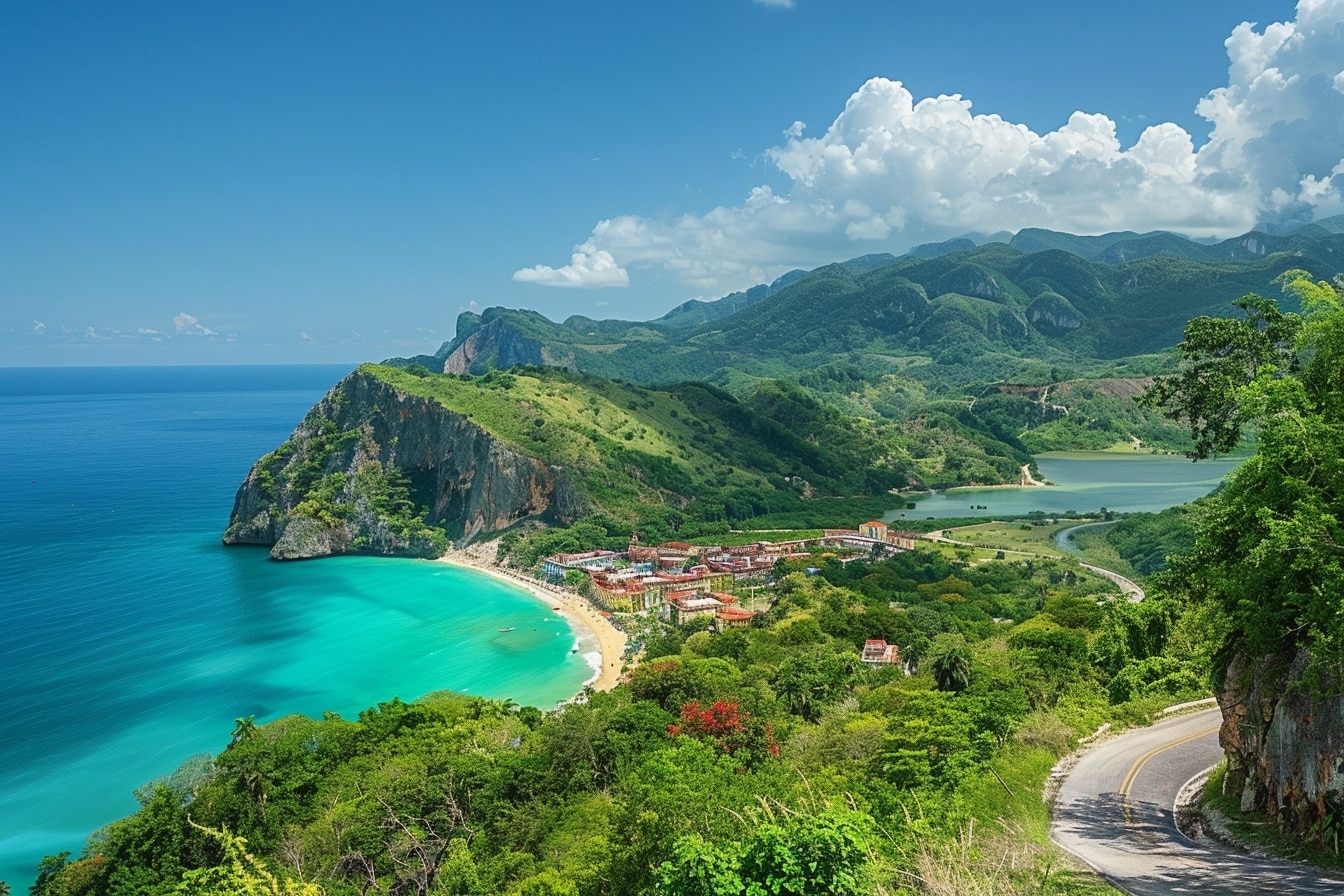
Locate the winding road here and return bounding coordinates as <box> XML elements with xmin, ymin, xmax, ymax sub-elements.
<box><xmin>1052</xmin><ymin>520</ymin><xmax>1145</xmax><ymax>601</ymax></box>
<box><xmin>1051</xmin><ymin>708</ymin><xmax>1344</xmax><ymax>894</ymax></box>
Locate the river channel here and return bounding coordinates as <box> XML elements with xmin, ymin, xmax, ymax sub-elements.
<box><xmin>884</xmin><ymin>451</ymin><xmax>1246</xmax><ymax>523</ymax></box>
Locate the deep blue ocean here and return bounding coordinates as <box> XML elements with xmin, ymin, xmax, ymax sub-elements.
<box><xmin>0</xmin><ymin>366</ymin><xmax>594</xmax><ymax>888</ymax></box>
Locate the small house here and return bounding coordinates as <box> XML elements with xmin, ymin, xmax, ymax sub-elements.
<box><xmin>860</xmin><ymin>520</ymin><xmax>888</xmax><ymax>541</ymax></box>
<box><xmin>861</xmin><ymin>638</ymin><xmax>900</xmax><ymax>667</ymax></box>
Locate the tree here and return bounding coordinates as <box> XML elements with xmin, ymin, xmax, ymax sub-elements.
<box><xmin>230</xmin><ymin>715</ymin><xmax>258</xmax><ymax>747</ymax></box>
<box><xmin>655</xmin><ymin>805</ymin><xmax>872</xmax><ymax>896</ymax></box>
<box><xmin>29</xmin><ymin>854</ymin><xmax>69</xmax><ymax>896</ymax></box>
<box><xmin>927</xmin><ymin>633</ymin><xmax>972</xmax><ymax>693</ymax></box>
<box><xmin>1141</xmin><ymin>292</ymin><xmax>1301</xmax><ymax>459</ymax></box>
<box><xmin>771</xmin><ymin>648</ymin><xmax>851</xmax><ymax>722</ymax></box>
<box><xmin>174</xmin><ymin>822</ymin><xmax>321</xmax><ymax>896</ymax></box>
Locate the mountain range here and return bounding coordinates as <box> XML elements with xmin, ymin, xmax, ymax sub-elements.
<box><xmin>397</xmin><ymin>222</ymin><xmax>1344</xmax><ymax>392</ymax></box>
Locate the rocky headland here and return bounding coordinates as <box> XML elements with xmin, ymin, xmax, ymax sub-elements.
<box><xmin>223</xmin><ymin>366</ymin><xmax>585</xmax><ymax>560</ymax></box>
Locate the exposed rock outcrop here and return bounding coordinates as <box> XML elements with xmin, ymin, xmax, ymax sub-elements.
<box><xmin>1217</xmin><ymin>648</ymin><xmax>1344</xmax><ymax>837</ymax></box>
<box><xmin>442</xmin><ymin>312</ymin><xmax>576</xmax><ymax>375</ymax></box>
<box><xmin>936</xmin><ymin>262</ymin><xmax>1009</xmax><ymax>304</ymax></box>
<box><xmin>1026</xmin><ymin>291</ymin><xmax>1085</xmax><ymax>334</ymax></box>
<box><xmin>223</xmin><ymin>368</ymin><xmax>586</xmax><ymax>560</ymax></box>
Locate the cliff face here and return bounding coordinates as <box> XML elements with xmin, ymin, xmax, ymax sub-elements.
<box><xmin>1217</xmin><ymin>648</ymin><xmax>1344</xmax><ymax>835</ymax></box>
<box><xmin>223</xmin><ymin>368</ymin><xmax>586</xmax><ymax>560</ymax></box>
<box><xmin>443</xmin><ymin>316</ymin><xmax>575</xmax><ymax>375</ymax></box>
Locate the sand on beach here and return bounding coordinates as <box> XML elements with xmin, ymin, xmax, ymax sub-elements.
<box><xmin>435</xmin><ymin>551</ymin><xmax>628</xmax><ymax>694</ymax></box>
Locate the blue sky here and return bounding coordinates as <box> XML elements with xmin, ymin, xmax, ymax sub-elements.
<box><xmin>5</xmin><ymin>0</ymin><xmax>1333</xmax><ymax>366</ymax></box>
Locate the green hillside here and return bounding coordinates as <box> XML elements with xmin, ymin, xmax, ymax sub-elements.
<box><xmin>384</xmin><ymin>228</ymin><xmax>1344</xmax><ymax>457</ymax></box>
<box><xmin>368</xmin><ymin>364</ymin><xmax>1028</xmax><ymax>540</ymax></box>
<box><xmin>420</xmin><ymin>233</ymin><xmax>1341</xmax><ymax>381</ymax></box>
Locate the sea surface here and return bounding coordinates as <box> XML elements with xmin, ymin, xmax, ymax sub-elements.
<box><xmin>885</xmin><ymin>450</ymin><xmax>1245</xmax><ymax>522</ymax></box>
<box><xmin>0</xmin><ymin>366</ymin><xmax>595</xmax><ymax>888</ymax></box>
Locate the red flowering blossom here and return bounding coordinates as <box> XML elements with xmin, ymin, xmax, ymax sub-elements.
<box><xmin>667</xmin><ymin>699</ymin><xmax>778</xmax><ymax>764</ymax></box>
<box><xmin>671</xmin><ymin>700</ymin><xmax>746</xmax><ymax>740</ymax></box>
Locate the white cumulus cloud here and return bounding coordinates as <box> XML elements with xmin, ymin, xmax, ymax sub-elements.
<box><xmin>174</xmin><ymin>313</ymin><xmax>217</xmax><ymax>336</ymax></box>
<box><xmin>518</xmin><ymin>1</ymin><xmax>1344</xmax><ymax>296</ymax></box>
<box><xmin>512</xmin><ymin>242</ymin><xmax>630</xmax><ymax>288</ymax></box>
<box><xmin>753</xmin><ymin>0</ymin><xmax>796</xmax><ymax>7</ymax></box>
<box><xmin>32</xmin><ymin>320</ymin><xmax>45</xmax><ymax>334</ymax></box>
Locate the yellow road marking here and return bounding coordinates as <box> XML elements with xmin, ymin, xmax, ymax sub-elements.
<box><xmin>1119</xmin><ymin>725</ymin><xmax>1220</xmax><ymax>797</ymax></box>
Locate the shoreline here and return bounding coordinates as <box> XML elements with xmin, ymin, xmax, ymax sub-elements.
<box><xmin>435</xmin><ymin>551</ymin><xmax>628</xmax><ymax>694</ymax></box>
<box><xmin>942</xmin><ymin>464</ymin><xmax>1051</xmax><ymax>493</ymax></box>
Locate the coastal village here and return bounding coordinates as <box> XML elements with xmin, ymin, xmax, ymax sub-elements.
<box><xmin>529</xmin><ymin>520</ymin><xmax>925</xmax><ymax>678</ymax></box>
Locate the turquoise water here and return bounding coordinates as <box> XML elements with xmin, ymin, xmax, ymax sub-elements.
<box><xmin>0</xmin><ymin>367</ymin><xmax>593</xmax><ymax>887</ymax></box>
<box><xmin>885</xmin><ymin>450</ymin><xmax>1245</xmax><ymax>522</ymax></box>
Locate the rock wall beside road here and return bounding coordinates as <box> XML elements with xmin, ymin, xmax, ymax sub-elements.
<box><xmin>1218</xmin><ymin>648</ymin><xmax>1344</xmax><ymax>837</ymax></box>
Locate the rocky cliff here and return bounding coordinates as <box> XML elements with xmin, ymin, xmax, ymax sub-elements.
<box><xmin>442</xmin><ymin>313</ymin><xmax>576</xmax><ymax>375</ymax></box>
<box><xmin>1217</xmin><ymin>648</ymin><xmax>1344</xmax><ymax>839</ymax></box>
<box><xmin>223</xmin><ymin>367</ymin><xmax>586</xmax><ymax>560</ymax></box>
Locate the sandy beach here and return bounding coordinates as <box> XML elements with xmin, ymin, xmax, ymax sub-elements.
<box><xmin>435</xmin><ymin>550</ymin><xmax>628</xmax><ymax>694</ymax></box>
<box><xmin>942</xmin><ymin>464</ymin><xmax>1052</xmax><ymax>493</ymax></box>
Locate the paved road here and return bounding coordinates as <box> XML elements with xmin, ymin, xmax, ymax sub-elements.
<box><xmin>1051</xmin><ymin>708</ymin><xmax>1344</xmax><ymax>895</ymax></box>
<box><xmin>1078</xmin><ymin>562</ymin><xmax>1144</xmax><ymax>602</ymax></box>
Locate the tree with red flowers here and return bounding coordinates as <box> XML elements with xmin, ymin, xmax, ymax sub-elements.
<box><xmin>667</xmin><ymin>699</ymin><xmax>778</xmax><ymax>766</ymax></box>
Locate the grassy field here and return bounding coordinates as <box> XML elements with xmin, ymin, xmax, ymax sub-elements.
<box><xmin>936</xmin><ymin>519</ymin><xmax>1090</xmax><ymax>559</ymax></box>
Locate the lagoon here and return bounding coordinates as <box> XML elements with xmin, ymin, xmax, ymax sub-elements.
<box><xmin>885</xmin><ymin>450</ymin><xmax>1245</xmax><ymax>522</ymax></box>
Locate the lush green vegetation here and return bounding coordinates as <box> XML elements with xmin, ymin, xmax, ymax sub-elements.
<box><xmin>1100</xmin><ymin>507</ymin><xmax>1197</xmax><ymax>578</ymax></box>
<box><xmin>31</xmin><ymin>540</ymin><xmax>1223</xmax><ymax>895</ymax></box>
<box><xmin>1145</xmin><ymin>273</ymin><xmax>1344</xmax><ymax>681</ymax></box>
<box><xmin>366</xmin><ymin>364</ymin><xmax>1034</xmax><ymax>556</ymax></box>
<box><xmin>1134</xmin><ymin>272</ymin><xmax>1344</xmax><ymax>847</ymax></box>
<box><xmin>389</xmin><ymin>233</ymin><xmax>1344</xmax><ymax>460</ymax></box>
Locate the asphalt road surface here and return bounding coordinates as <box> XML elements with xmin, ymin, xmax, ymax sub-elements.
<box><xmin>1051</xmin><ymin>708</ymin><xmax>1344</xmax><ymax>895</ymax></box>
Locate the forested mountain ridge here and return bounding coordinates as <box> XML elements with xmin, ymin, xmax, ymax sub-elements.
<box><xmin>379</xmin><ymin>227</ymin><xmax>1342</xmax><ymax>458</ymax></box>
<box><xmin>399</xmin><ymin>226</ymin><xmax>1344</xmax><ymax>390</ymax></box>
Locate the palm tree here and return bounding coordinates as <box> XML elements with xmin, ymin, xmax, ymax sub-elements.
<box><xmin>230</xmin><ymin>715</ymin><xmax>258</xmax><ymax>747</ymax></box>
<box><xmin>929</xmin><ymin>635</ymin><xmax>972</xmax><ymax>693</ymax></box>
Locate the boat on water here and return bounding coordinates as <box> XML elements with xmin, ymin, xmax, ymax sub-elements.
<box><xmin>499</xmin><ymin>626</ymin><xmax>516</xmax><ymax>633</ymax></box>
